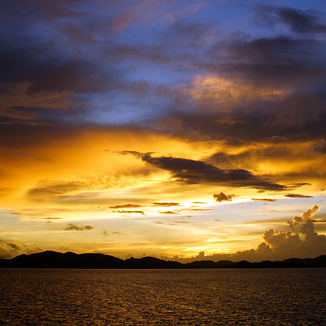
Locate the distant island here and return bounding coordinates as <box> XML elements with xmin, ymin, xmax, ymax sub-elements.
<box><xmin>1</xmin><ymin>251</ymin><xmax>326</xmax><ymax>269</ymax></box>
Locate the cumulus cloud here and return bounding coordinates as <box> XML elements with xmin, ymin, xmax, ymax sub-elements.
<box><xmin>254</xmin><ymin>205</ymin><xmax>326</xmax><ymax>260</ymax></box>
<box><xmin>239</xmin><ymin>204</ymin><xmax>326</xmax><ymax>261</ymax></box>
<box><xmin>287</xmin><ymin>204</ymin><xmax>320</xmax><ymax>229</ymax></box>
<box><xmin>213</xmin><ymin>192</ymin><xmax>234</xmax><ymax>203</ymax></box>
<box><xmin>173</xmin><ymin>204</ymin><xmax>326</xmax><ymax>263</ymax></box>
<box><xmin>0</xmin><ymin>239</ymin><xmax>42</xmax><ymax>259</ymax></box>
<box><xmin>64</xmin><ymin>223</ymin><xmax>94</xmax><ymax>231</ymax></box>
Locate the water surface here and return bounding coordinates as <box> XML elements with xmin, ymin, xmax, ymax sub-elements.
<box><xmin>0</xmin><ymin>268</ymin><xmax>325</xmax><ymax>325</ymax></box>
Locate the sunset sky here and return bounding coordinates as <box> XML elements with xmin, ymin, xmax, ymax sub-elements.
<box><xmin>1</xmin><ymin>0</ymin><xmax>326</xmax><ymax>262</ymax></box>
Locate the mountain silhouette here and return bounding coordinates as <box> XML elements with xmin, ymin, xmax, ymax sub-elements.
<box><xmin>0</xmin><ymin>251</ymin><xmax>326</xmax><ymax>269</ymax></box>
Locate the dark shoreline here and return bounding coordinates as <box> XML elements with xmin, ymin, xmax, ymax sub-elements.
<box><xmin>1</xmin><ymin>251</ymin><xmax>326</xmax><ymax>269</ymax></box>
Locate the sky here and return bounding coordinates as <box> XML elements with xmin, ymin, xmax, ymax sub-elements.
<box><xmin>1</xmin><ymin>0</ymin><xmax>326</xmax><ymax>262</ymax></box>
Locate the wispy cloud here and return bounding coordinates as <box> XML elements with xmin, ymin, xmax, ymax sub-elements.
<box><xmin>64</xmin><ymin>224</ymin><xmax>94</xmax><ymax>231</ymax></box>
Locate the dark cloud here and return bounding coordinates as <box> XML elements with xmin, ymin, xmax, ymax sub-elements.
<box><xmin>213</xmin><ymin>192</ymin><xmax>234</xmax><ymax>203</ymax></box>
<box><xmin>312</xmin><ymin>139</ymin><xmax>326</xmax><ymax>154</ymax></box>
<box><xmin>256</xmin><ymin>6</ymin><xmax>326</xmax><ymax>35</ymax></box>
<box><xmin>153</xmin><ymin>202</ymin><xmax>181</xmax><ymax>207</ymax></box>
<box><xmin>159</xmin><ymin>211</ymin><xmax>179</xmax><ymax>215</ymax></box>
<box><xmin>8</xmin><ymin>243</ymin><xmax>20</xmax><ymax>250</ymax></box>
<box><xmin>43</xmin><ymin>217</ymin><xmax>62</xmax><ymax>220</ymax></box>
<box><xmin>1</xmin><ymin>0</ymin><xmax>326</xmax><ymax>147</ymax></box>
<box><xmin>109</xmin><ymin>204</ymin><xmax>143</xmax><ymax>209</ymax></box>
<box><xmin>115</xmin><ymin>150</ymin><xmax>146</xmax><ymax>158</ymax></box>
<box><xmin>167</xmin><ymin>89</ymin><xmax>326</xmax><ymax>145</ymax></box>
<box><xmin>161</xmin><ymin>8</ymin><xmax>326</xmax><ymax>144</ymax></box>
<box><xmin>210</xmin><ymin>146</ymin><xmax>311</xmax><ymax>170</ymax></box>
<box><xmin>142</xmin><ymin>153</ymin><xmax>287</xmax><ymax>191</ymax></box>
<box><xmin>285</xmin><ymin>194</ymin><xmax>313</xmax><ymax>198</ymax></box>
<box><xmin>115</xmin><ymin>210</ymin><xmax>145</xmax><ymax>215</ymax></box>
<box><xmin>0</xmin><ymin>26</ymin><xmax>107</xmax><ymax>95</ymax></box>
<box><xmin>251</xmin><ymin>198</ymin><xmax>277</xmax><ymax>202</ymax></box>
<box><xmin>64</xmin><ymin>223</ymin><xmax>94</xmax><ymax>231</ymax></box>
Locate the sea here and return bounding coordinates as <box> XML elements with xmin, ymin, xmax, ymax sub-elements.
<box><xmin>0</xmin><ymin>268</ymin><xmax>325</xmax><ymax>325</ymax></box>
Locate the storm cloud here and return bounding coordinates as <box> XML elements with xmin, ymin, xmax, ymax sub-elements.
<box><xmin>142</xmin><ymin>153</ymin><xmax>288</xmax><ymax>191</ymax></box>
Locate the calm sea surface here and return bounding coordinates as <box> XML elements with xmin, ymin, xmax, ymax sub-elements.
<box><xmin>0</xmin><ymin>268</ymin><xmax>325</xmax><ymax>325</ymax></box>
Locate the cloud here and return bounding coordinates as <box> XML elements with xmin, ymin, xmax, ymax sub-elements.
<box><xmin>142</xmin><ymin>153</ymin><xmax>287</xmax><ymax>191</ymax></box>
<box><xmin>28</xmin><ymin>180</ymin><xmax>91</xmax><ymax>198</ymax></box>
<box><xmin>27</xmin><ymin>172</ymin><xmax>152</xmax><ymax>200</ymax></box>
<box><xmin>312</xmin><ymin>139</ymin><xmax>326</xmax><ymax>154</ymax></box>
<box><xmin>101</xmin><ymin>230</ymin><xmax>125</xmax><ymax>236</ymax></box>
<box><xmin>251</xmin><ymin>198</ymin><xmax>277</xmax><ymax>202</ymax></box>
<box><xmin>64</xmin><ymin>223</ymin><xmax>94</xmax><ymax>231</ymax></box>
<box><xmin>213</xmin><ymin>192</ymin><xmax>234</xmax><ymax>203</ymax></box>
<box><xmin>173</xmin><ymin>204</ymin><xmax>326</xmax><ymax>263</ymax></box>
<box><xmin>256</xmin><ymin>6</ymin><xmax>326</xmax><ymax>35</ymax></box>
<box><xmin>1</xmin><ymin>1</ymin><xmax>326</xmax><ymax>263</ymax></box>
<box><xmin>159</xmin><ymin>211</ymin><xmax>179</xmax><ymax>215</ymax></box>
<box><xmin>109</xmin><ymin>204</ymin><xmax>143</xmax><ymax>209</ymax></box>
<box><xmin>115</xmin><ymin>150</ymin><xmax>145</xmax><ymax>158</ymax></box>
<box><xmin>8</xmin><ymin>243</ymin><xmax>20</xmax><ymax>250</ymax></box>
<box><xmin>0</xmin><ymin>238</ymin><xmax>42</xmax><ymax>259</ymax></box>
<box><xmin>115</xmin><ymin>210</ymin><xmax>145</xmax><ymax>215</ymax></box>
<box><xmin>287</xmin><ymin>204</ymin><xmax>320</xmax><ymax>229</ymax></box>
<box><xmin>43</xmin><ymin>217</ymin><xmax>62</xmax><ymax>220</ymax></box>
<box><xmin>284</xmin><ymin>194</ymin><xmax>312</xmax><ymax>198</ymax></box>
<box><xmin>153</xmin><ymin>202</ymin><xmax>181</xmax><ymax>207</ymax></box>
<box><xmin>257</xmin><ymin>204</ymin><xmax>326</xmax><ymax>260</ymax></box>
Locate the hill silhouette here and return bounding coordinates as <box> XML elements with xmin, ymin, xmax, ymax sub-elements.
<box><xmin>0</xmin><ymin>251</ymin><xmax>325</xmax><ymax>269</ymax></box>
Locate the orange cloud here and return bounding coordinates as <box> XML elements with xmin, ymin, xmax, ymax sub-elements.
<box><xmin>181</xmin><ymin>75</ymin><xmax>291</xmax><ymax>109</ymax></box>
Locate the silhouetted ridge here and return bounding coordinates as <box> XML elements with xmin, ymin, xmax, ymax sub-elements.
<box><xmin>2</xmin><ymin>251</ymin><xmax>124</xmax><ymax>268</ymax></box>
<box><xmin>0</xmin><ymin>252</ymin><xmax>326</xmax><ymax>269</ymax></box>
<box><xmin>125</xmin><ymin>257</ymin><xmax>183</xmax><ymax>269</ymax></box>
<box><xmin>184</xmin><ymin>260</ymin><xmax>234</xmax><ymax>268</ymax></box>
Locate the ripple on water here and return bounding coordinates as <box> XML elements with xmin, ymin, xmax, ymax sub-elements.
<box><xmin>0</xmin><ymin>268</ymin><xmax>325</xmax><ymax>325</ymax></box>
